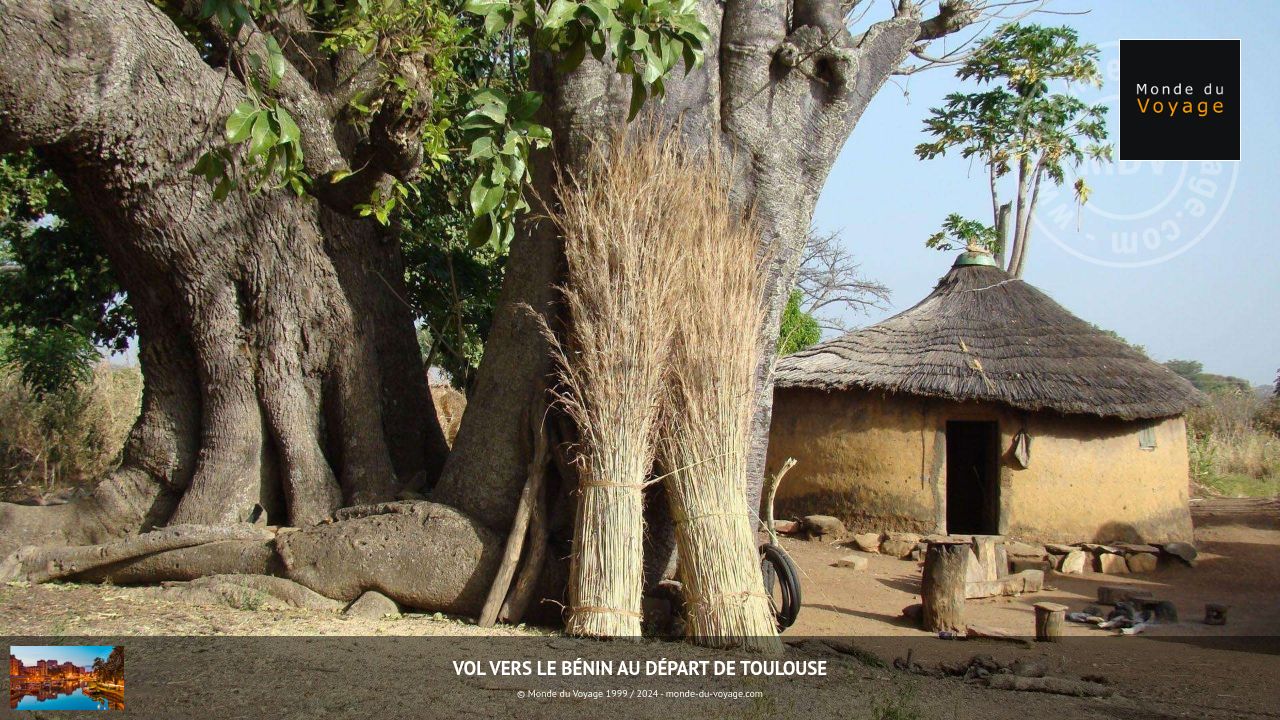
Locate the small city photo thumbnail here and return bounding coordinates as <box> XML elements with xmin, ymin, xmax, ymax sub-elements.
<box><xmin>9</xmin><ymin>645</ymin><xmax>124</xmax><ymax>711</ymax></box>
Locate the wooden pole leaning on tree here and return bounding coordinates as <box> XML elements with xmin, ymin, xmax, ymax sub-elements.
<box><xmin>921</xmin><ymin>541</ymin><xmax>969</xmax><ymax>633</ymax></box>
<box><xmin>478</xmin><ymin>391</ymin><xmax>550</xmax><ymax>628</ymax></box>
<box><xmin>1033</xmin><ymin>602</ymin><xmax>1068</xmax><ymax>642</ymax></box>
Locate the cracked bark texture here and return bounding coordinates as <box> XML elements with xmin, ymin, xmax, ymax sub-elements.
<box><xmin>0</xmin><ymin>0</ymin><xmax>450</xmax><ymax>557</ymax></box>
<box><xmin>438</xmin><ymin>0</ymin><xmax>936</xmax><ymax>537</ymax></box>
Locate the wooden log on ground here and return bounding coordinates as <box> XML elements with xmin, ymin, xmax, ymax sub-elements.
<box><xmin>1034</xmin><ymin>602</ymin><xmax>1068</xmax><ymax>642</ymax></box>
<box><xmin>922</xmin><ymin>541</ymin><xmax>969</xmax><ymax>633</ymax></box>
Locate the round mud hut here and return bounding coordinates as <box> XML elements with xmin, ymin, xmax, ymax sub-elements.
<box><xmin>767</xmin><ymin>251</ymin><xmax>1201</xmax><ymax>544</ymax></box>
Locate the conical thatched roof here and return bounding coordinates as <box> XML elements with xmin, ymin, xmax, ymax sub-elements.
<box><xmin>775</xmin><ymin>257</ymin><xmax>1201</xmax><ymax>420</ymax></box>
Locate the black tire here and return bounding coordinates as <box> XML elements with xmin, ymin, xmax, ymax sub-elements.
<box><xmin>760</xmin><ymin>542</ymin><xmax>802</xmax><ymax>631</ymax></box>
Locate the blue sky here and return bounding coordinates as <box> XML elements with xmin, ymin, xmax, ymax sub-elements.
<box><xmin>11</xmin><ymin>645</ymin><xmax>113</xmax><ymax>668</ymax></box>
<box><xmin>819</xmin><ymin>0</ymin><xmax>1278</xmax><ymax>385</ymax></box>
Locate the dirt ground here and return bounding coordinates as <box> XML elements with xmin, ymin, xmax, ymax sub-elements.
<box><xmin>2</xmin><ymin>497</ymin><xmax>1277</xmax><ymax>719</ymax></box>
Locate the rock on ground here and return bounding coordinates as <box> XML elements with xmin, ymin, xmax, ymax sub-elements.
<box><xmin>345</xmin><ymin>590</ymin><xmax>401</xmax><ymax>620</ymax></box>
<box><xmin>803</xmin><ymin>515</ymin><xmax>846</xmax><ymax>540</ymax></box>
<box><xmin>836</xmin><ymin>554</ymin><xmax>869</xmax><ymax>571</ymax></box>
<box><xmin>852</xmin><ymin>533</ymin><xmax>882</xmax><ymax>553</ymax></box>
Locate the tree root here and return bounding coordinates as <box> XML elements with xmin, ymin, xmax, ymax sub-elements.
<box><xmin>157</xmin><ymin>574</ymin><xmax>345</xmax><ymax>612</ymax></box>
<box><xmin>0</xmin><ymin>524</ymin><xmax>275</xmax><ymax>583</ymax></box>
<box><xmin>0</xmin><ymin>501</ymin><xmax>518</xmax><ymax>618</ymax></box>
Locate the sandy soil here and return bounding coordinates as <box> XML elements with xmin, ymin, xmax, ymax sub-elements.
<box><xmin>2</xmin><ymin>497</ymin><xmax>1277</xmax><ymax>719</ymax></box>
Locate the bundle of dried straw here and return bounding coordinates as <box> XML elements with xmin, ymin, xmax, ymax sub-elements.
<box><xmin>656</xmin><ymin>151</ymin><xmax>782</xmax><ymax>654</ymax></box>
<box><xmin>549</xmin><ymin>129</ymin><xmax>779</xmax><ymax>651</ymax></box>
<box><xmin>550</xmin><ymin>134</ymin><xmax>684</xmax><ymax>638</ymax></box>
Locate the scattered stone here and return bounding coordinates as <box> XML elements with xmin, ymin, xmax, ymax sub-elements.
<box><xmin>1125</xmin><ymin>552</ymin><xmax>1158</xmax><ymax>574</ymax></box>
<box><xmin>1141</xmin><ymin>599</ymin><xmax>1178</xmax><ymax>622</ymax></box>
<box><xmin>887</xmin><ymin>531</ymin><xmax>922</xmax><ymax>544</ymax></box>
<box><xmin>1004</xmin><ymin>540</ymin><xmax>1047</xmax><ymax>558</ymax></box>
<box><xmin>901</xmin><ymin>603</ymin><xmax>923</xmax><ymax>622</ymax></box>
<box><xmin>1011</xmin><ymin>557</ymin><xmax>1052</xmax><ymax>574</ymax></box>
<box><xmin>965</xmin><ymin>579</ymin><xmax>1005</xmax><ymax>599</ymax></box>
<box><xmin>1096</xmin><ymin>553</ymin><xmax>1129</xmax><ymax>575</ymax></box>
<box><xmin>773</xmin><ymin>519</ymin><xmax>801</xmax><ymax>535</ymax></box>
<box><xmin>1057</xmin><ymin>550</ymin><xmax>1087</xmax><ymax>575</ymax></box>
<box><xmin>880</xmin><ymin>538</ymin><xmax>917</xmax><ymax>559</ymax></box>
<box><xmin>803</xmin><ymin>515</ymin><xmax>845</xmax><ymax>540</ymax></box>
<box><xmin>852</xmin><ymin>532</ymin><xmax>882</xmax><ymax>553</ymax></box>
<box><xmin>1080</xmin><ymin>543</ymin><xmax>1120</xmax><ymax>554</ymax></box>
<box><xmin>1117</xmin><ymin>543</ymin><xmax>1160</xmax><ymax>555</ymax></box>
<box><xmin>836</xmin><ymin>554</ymin><xmax>869</xmax><ymax>571</ymax></box>
<box><xmin>1044</xmin><ymin>543</ymin><xmax>1076</xmax><ymax>555</ymax></box>
<box><xmin>1015</xmin><ymin>569</ymin><xmax>1045</xmax><ymax>593</ymax></box>
<box><xmin>1097</xmin><ymin>585</ymin><xmax>1153</xmax><ymax>605</ymax></box>
<box><xmin>1160</xmin><ymin>542</ymin><xmax>1198</xmax><ymax>566</ymax></box>
<box><xmin>344</xmin><ymin>590</ymin><xmax>401</xmax><ymax>620</ymax></box>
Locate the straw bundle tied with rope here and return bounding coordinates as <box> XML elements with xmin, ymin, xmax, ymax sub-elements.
<box><xmin>547</xmin><ymin>129</ymin><xmax>779</xmax><ymax>650</ymax></box>
<box><xmin>656</xmin><ymin>149</ymin><xmax>782</xmax><ymax>654</ymax></box>
<box><xmin>548</xmin><ymin>133</ymin><xmax>685</xmax><ymax>638</ymax></box>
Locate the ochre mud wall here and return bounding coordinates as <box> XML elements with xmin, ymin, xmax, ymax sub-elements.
<box><xmin>766</xmin><ymin>388</ymin><xmax>1193</xmax><ymax>543</ymax></box>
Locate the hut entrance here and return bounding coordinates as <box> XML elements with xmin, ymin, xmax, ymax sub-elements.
<box><xmin>945</xmin><ymin>421</ymin><xmax>1000</xmax><ymax>535</ymax></box>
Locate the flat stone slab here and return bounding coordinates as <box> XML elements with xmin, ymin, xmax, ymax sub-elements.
<box><xmin>835</xmin><ymin>554</ymin><xmax>869</xmax><ymax>571</ymax></box>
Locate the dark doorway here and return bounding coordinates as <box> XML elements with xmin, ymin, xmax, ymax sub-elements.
<box><xmin>945</xmin><ymin>421</ymin><xmax>1000</xmax><ymax>535</ymax></box>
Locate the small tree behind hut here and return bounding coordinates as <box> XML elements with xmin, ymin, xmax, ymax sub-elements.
<box><xmin>916</xmin><ymin>24</ymin><xmax>1112</xmax><ymax>276</ymax></box>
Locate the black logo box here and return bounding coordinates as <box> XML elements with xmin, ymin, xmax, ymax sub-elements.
<box><xmin>1119</xmin><ymin>39</ymin><xmax>1240</xmax><ymax>161</ymax></box>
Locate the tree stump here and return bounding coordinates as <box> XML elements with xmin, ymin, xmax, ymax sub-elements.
<box><xmin>1034</xmin><ymin>602</ymin><xmax>1068</xmax><ymax>642</ymax></box>
<box><xmin>922</xmin><ymin>541</ymin><xmax>969</xmax><ymax>633</ymax></box>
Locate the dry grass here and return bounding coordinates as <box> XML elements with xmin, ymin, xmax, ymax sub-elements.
<box><xmin>0</xmin><ymin>361</ymin><xmax>142</xmax><ymax>502</ymax></box>
<box><xmin>655</xmin><ymin>147</ymin><xmax>781</xmax><ymax>653</ymax></box>
<box><xmin>1187</xmin><ymin>391</ymin><xmax>1280</xmax><ymax>498</ymax></box>
<box><xmin>548</xmin><ymin>132</ymin><xmax>686</xmax><ymax>638</ymax></box>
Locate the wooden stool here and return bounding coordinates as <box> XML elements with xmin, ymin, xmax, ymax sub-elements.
<box><xmin>1033</xmin><ymin>602</ymin><xmax>1068</xmax><ymax>641</ymax></box>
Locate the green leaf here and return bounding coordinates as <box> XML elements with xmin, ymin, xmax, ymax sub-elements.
<box><xmin>469</xmin><ymin>177</ymin><xmax>504</xmax><ymax>216</ymax></box>
<box><xmin>467</xmin><ymin>213</ymin><xmax>494</xmax><ymax>248</ymax></box>
<box><xmin>265</xmin><ymin>36</ymin><xmax>286</xmax><ymax>90</ymax></box>
<box><xmin>225</xmin><ymin>101</ymin><xmax>257</xmax><ymax>143</ymax></box>
<box><xmin>627</xmin><ymin>75</ymin><xmax>646</xmax><ymax>121</ymax></box>
<box><xmin>558</xmin><ymin>40</ymin><xmax>588</xmax><ymax>73</ymax></box>
<box><xmin>248</xmin><ymin>113</ymin><xmax>278</xmax><ymax>158</ymax></box>
<box><xmin>509</xmin><ymin>91</ymin><xmax>543</xmax><ymax>120</ymax></box>
<box><xmin>544</xmin><ymin>0</ymin><xmax>577</xmax><ymax>29</ymax></box>
<box><xmin>467</xmin><ymin>136</ymin><xmax>496</xmax><ymax>160</ymax></box>
<box><xmin>329</xmin><ymin>168</ymin><xmax>355</xmax><ymax>184</ymax></box>
<box><xmin>276</xmin><ymin>107</ymin><xmax>301</xmax><ymax>145</ymax></box>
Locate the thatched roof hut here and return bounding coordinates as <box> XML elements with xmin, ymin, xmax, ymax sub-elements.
<box><xmin>767</xmin><ymin>252</ymin><xmax>1199</xmax><ymax>545</ymax></box>
<box><xmin>776</xmin><ymin>253</ymin><xmax>1200</xmax><ymax>420</ymax></box>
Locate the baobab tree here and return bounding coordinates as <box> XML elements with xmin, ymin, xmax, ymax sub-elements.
<box><xmin>0</xmin><ymin>0</ymin><xmax>1033</xmax><ymax>614</ymax></box>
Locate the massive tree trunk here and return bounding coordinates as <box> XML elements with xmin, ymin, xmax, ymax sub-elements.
<box><xmin>439</xmin><ymin>0</ymin><xmax>959</xmax><ymax>532</ymax></box>
<box><xmin>0</xmin><ymin>0</ymin><xmax>449</xmax><ymax>557</ymax></box>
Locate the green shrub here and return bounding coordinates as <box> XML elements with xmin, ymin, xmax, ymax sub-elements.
<box><xmin>1186</xmin><ymin>390</ymin><xmax>1280</xmax><ymax>498</ymax></box>
<box><xmin>0</xmin><ymin>360</ymin><xmax>141</xmax><ymax>501</ymax></box>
